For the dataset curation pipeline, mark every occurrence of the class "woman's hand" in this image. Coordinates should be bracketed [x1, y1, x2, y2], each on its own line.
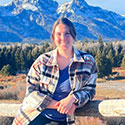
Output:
[55, 95, 76, 115]
[67, 104, 76, 115]
[46, 100, 58, 109]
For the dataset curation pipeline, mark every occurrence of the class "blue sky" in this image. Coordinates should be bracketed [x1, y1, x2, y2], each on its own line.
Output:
[0, 0, 125, 15]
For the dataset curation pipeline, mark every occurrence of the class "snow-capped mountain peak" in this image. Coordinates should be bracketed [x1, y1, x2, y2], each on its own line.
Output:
[72, 0, 88, 7]
[0, 0, 125, 42]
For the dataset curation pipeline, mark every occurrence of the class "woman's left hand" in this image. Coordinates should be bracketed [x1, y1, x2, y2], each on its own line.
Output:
[67, 104, 76, 115]
[55, 95, 76, 115]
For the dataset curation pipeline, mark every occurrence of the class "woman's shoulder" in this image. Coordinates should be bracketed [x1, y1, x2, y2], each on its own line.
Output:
[37, 49, 55, 61]
[77, 49, 95, 62]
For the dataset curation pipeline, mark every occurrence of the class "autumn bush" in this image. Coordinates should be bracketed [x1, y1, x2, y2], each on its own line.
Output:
[0, 84, 25, 101]
[0, 74, 26, 101]
[0, 86, 18, 100]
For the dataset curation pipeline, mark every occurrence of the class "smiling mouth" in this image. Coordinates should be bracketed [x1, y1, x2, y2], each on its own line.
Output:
[61, 41, 69, 45]
[61, 43, 68, 47]
[61, 43, 67, 45]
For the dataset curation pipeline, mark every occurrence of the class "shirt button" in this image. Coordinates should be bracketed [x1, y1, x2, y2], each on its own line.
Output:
[37, 107, 43, 112]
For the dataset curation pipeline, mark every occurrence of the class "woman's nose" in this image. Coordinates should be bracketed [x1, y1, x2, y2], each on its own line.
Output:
[61, 34, 66, 41]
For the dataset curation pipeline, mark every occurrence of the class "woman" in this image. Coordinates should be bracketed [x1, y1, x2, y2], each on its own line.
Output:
[12, 17, 97, 125]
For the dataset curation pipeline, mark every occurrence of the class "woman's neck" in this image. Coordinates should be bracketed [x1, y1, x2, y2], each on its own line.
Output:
[57, 47, 73, 60]
[57, 47, 74, 70]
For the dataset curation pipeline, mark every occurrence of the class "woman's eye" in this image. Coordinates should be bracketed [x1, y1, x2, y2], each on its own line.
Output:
[65, 32, 70, 35]
[55, 32, 70, 36]
[56, 33, 61, 36]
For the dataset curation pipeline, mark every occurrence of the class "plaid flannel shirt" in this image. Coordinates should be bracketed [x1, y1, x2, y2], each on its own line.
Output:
[12, 47, 97, 125]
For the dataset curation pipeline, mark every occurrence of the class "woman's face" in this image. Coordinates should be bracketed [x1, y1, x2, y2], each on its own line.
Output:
[54, 24, 74, 52]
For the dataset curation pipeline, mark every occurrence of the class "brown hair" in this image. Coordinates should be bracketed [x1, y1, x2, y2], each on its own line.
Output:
[51, 17, 76, 42]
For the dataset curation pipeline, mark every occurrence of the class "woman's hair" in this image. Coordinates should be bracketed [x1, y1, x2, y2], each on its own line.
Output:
[51, 17, 76, 42]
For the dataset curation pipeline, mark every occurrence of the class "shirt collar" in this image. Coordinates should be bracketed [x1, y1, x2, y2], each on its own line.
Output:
[46, 47, 85, 66]
[45, 49, 58, 66]
[73, 47, 85, 62]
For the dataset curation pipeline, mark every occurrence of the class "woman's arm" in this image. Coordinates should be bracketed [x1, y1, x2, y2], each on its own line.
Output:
[55, 94, 77, 115]
[24, 58, 53, 112]
[46, 99, 58, 109]
[73, 72, 97, 108]
[72, 54, 97, 108]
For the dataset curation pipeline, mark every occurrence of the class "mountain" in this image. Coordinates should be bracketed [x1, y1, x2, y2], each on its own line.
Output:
[57, 0, 125, 40]
[0, 0, 125, 42]
[0, 0, 59, 42]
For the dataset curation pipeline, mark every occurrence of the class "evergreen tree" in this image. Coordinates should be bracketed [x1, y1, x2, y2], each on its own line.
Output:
[83, 37, 89, 44]
[4, 47, 9, 65]
[4, 46, 13, 66]
[92, 47, 97, 57]
[43, 42, 50, 50]
[121, 54, 125, 67]
[20, 50, 26, 72]
[117, 44, 123, 54]
[0, 49, 6, 70]
[95, 49, 112, 78]
[106, 49, 115, 67]
[26, 49, 33, 69]
[10, 45, 17, 74]
[90, 39, 95, 44]
[24, 46, 33, 70]
[0, 64, 13, 76]
[39, 45, 46, 54]
[15, 47, 21, 72]
[97, 35, 104, 52]
[97, 35, 103, 44]
[32, 46, 40, 61]
[114, 50, 124, 67]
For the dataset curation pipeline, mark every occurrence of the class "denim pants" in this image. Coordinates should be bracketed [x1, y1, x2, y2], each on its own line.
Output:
[29, 114, 67, 125]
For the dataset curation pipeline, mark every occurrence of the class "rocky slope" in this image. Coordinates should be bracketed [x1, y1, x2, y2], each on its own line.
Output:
[0, 0, 125, 42]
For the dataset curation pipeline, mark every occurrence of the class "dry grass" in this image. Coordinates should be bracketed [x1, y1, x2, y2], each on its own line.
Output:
[0, 74, 26, 102]
[95, 67, 125, 100]
[0, 74, 26, 86]
[0, 67, 124, 102]
[0, 86, 18, 100]
[96, 78, 106, 83]
[112, 67, 125, 77]
[94, 84, 125, 100]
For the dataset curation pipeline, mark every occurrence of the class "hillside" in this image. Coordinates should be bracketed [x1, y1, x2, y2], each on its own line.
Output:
[0, 0, 125, 42]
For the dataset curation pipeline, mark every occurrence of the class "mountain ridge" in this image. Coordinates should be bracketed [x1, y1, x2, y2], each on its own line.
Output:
[0, 0, 125, 42]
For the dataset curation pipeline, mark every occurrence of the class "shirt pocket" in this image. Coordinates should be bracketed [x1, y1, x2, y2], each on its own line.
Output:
[40, 76, 55, 94]
[77, 74, 90, 89]
[39, 76, 50, 92]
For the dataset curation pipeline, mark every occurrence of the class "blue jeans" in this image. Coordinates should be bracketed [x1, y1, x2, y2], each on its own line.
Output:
[29, 114, 67, 125]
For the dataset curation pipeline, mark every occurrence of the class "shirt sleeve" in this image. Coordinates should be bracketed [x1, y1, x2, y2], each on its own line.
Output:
[72, 56, 97, 108]
[23, 57, 53, 112]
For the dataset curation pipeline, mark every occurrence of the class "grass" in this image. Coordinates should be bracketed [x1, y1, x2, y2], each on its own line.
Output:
[0, 74, 26, 102]
[0, 67, 124, 102]
[94, 84, 125, 100]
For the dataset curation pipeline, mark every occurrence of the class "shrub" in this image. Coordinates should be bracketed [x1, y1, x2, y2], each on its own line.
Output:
[0, 86, 18, 100]
[0, 64, 13, 76]
[0, 76, 26, 101]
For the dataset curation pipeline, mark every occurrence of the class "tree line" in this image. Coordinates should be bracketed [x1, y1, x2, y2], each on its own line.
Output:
[0, 37, 125, 78]
[0, 42, 53, 76]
